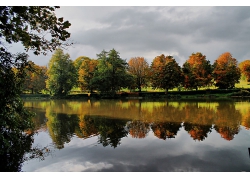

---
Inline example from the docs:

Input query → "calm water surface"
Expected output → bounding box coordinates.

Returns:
[21,99,250,172]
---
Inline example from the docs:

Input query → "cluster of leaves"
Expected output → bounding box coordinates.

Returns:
[0,50,35,171]
[0,6,71,55]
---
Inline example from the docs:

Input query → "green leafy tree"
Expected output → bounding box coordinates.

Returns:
[150,54,183,92]
[91,49,134,96]
[182,52,213,90]
[0,6,71,171]
[46,48,77,96]
[213,52,241,89]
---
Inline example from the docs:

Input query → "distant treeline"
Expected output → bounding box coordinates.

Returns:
[21,48,250,97]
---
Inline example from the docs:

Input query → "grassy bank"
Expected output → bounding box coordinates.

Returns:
[21,78,250,100]
[21,88,250,101]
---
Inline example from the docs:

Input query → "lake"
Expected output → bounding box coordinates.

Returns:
[19,99,250,172]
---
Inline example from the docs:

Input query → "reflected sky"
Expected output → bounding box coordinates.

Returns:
[22,127,250,172]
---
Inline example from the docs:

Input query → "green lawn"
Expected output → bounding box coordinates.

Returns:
[67,77,250,95]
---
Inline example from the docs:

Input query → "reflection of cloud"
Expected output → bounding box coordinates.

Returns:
[35,161,113,172]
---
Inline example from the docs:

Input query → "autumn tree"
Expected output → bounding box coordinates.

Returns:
[78,58,98,92]
[46,48,77,96]
[213,52,241,89]
[23,61,47,94]
[73,56,91,86]
[239,60,250,82]
[91,49,134,96]
[0,6,71,171]
[128,57,149,92]
[150,54,183,92]
[74,56,90,72]
[182,52,213,90]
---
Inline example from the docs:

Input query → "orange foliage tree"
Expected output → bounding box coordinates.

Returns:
[78,58,98,92]
[239,60,250,82]
[182,52,212,90]
[213,52,241,89]
[150,54,183,92]
[128,57,150,92]
[23,61,47,94]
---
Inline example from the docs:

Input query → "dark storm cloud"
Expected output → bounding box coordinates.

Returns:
[23,6,250,66]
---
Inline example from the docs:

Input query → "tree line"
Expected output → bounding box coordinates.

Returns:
[23,48,250,96]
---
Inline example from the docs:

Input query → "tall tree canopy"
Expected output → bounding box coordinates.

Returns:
[213,52,241,89]
[150,54,183,92]
[46,48,77,96]
[128,57,149,92]
[0,6,72,171]
[91,49,133,96]
[182,52,212,90]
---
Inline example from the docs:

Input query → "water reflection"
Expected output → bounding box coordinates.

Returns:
[127,120,150,139]
[47,113,79,149]
[24,100,250,148]
[18,99,250,172]
[151,122,181,140]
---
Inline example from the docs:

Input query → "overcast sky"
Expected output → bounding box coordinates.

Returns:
[7,2,250,66]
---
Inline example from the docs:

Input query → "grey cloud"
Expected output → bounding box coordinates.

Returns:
[27,6,250,66]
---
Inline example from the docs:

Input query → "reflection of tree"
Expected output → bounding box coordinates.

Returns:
[184,123,212,141]
[240,106,250,130]
[151,122,182,140]
[46,113,79,149]
[241,113,250,130]
[213,103,241,141]
[0,131,52,172]
[84,115,129,148]
[75,115,99,138]
[127,120,150,138]
[214,126,239,141]
[25,107,47,131]
[0,132,34,171]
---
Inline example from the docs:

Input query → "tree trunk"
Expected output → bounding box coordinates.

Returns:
[165,88,168,95]
[138,86,141,92]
